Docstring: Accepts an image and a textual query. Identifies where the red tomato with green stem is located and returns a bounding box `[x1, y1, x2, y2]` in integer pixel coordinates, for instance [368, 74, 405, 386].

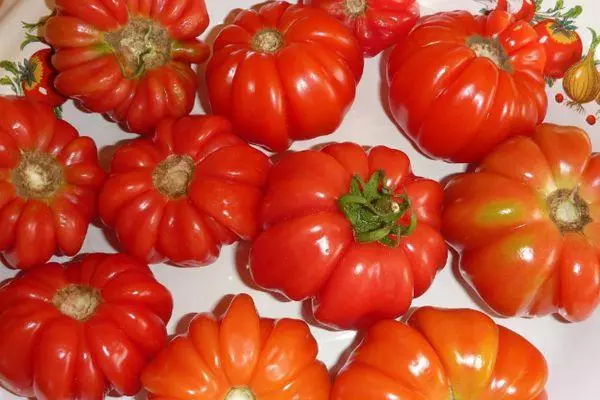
[99, 115, 271, 267]
[206, 1, 364, 153]
[249, 142, 447, 330]
[0, 253, 173, 399]
[304, 0, 420, 57]
[44, 0, 210, 135]
[535, 19, 583, 79]
[21, 49, 67, 108]
[387, 4, 547, 163]
[0, 96, 105, 269]
[443, 123, 600, 322]
[0, 49, 66, 111]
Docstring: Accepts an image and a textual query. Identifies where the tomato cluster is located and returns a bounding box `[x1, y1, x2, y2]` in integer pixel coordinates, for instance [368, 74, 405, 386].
[0, 0, 597, 398]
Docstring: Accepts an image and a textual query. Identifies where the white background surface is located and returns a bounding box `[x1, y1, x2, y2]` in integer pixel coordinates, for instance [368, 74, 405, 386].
[0, 0, 599, 399]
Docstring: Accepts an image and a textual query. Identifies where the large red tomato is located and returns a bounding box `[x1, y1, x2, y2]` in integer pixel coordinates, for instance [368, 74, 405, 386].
[534, 19, 583, 79]
[99, 115, 271, 267]
[0, 96, 104, 269]
[332, 307, 548, 400]
[443, 124, 600, 322]
[304, 0, 420, 57]
[249, 142, 448, 330]
[44, 0, 210, 135]
[0, 253, 173, 399]
[142, 294, 330, 399]
[387, 6, 547, 163]
[206, 1, 364, 153]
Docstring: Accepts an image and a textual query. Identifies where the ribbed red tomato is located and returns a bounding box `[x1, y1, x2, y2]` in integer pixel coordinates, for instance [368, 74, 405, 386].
[387, 5, 547, 162]
[0, 253, 173, 399]
[0, 96, 104, 269]
[99, 115, 271, 267]
[206, 1, 364, 152]
[44, 0, 210, 134]
[249, 142, 447, 330]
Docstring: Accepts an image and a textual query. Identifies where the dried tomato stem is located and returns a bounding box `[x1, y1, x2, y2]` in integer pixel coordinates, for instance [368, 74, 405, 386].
[53, 284, 102, 321]
[547, 188, 591, 233]
[251, 29, 284, 54]
[224, 387, 256, 400]
[153, 155, 195, 199]
[12, 150, 64, 200]
[467, 35, 513, 72]
[345, 0, 367, 16]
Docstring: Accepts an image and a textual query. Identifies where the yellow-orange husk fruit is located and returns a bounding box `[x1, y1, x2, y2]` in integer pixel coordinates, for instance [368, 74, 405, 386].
[563, 29, 600, 104]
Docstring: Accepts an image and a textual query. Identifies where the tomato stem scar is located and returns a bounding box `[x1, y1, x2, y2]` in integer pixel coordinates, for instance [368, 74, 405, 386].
[252, 29, 284, 54]
[345, 0, 367, 16]
[224, 387, 256, 400]
[547, 188, 591, 233]
[12, 150, 64, 200]
[153, 154, 195, 199]
[53, 284, 102, 321]
[467, 35, 513, 73]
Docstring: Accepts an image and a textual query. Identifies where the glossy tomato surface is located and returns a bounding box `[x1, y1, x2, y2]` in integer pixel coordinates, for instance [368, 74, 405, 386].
[249, 142, 447, 330]
[535, 19, 583, 79]
[387, 7, 547, 163]
[332, 307, 548, 400]
[21, 49, 66, 108]
[443, 123, 600, 322]
[44, 0, 210, 135]
[206, 1, 364, 152]
[0, 96, 104, 269]
[305, 0, 420, 57]
[99, 115, 271, 267]
[142, 294, 330, 399]
[0, 253, 173, 399]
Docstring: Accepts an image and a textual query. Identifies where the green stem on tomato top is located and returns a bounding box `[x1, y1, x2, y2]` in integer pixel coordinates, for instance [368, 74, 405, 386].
[338, 170, 417, 247]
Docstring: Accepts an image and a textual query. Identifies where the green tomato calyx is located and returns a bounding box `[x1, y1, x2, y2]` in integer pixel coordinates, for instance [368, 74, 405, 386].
[338, 170, 417, 247]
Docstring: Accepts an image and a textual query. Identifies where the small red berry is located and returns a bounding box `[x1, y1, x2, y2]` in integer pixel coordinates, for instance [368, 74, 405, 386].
[587, 115, 597, 126]
[555, 93, 564, 103]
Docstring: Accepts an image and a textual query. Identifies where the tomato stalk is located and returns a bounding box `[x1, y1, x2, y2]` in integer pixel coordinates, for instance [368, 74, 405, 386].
[338, 170, 416, 247]
[345, 0, 368, 16]
[152, 155, 195, 199]
[547, 188, 591, 233]
[12, 150, 64, 200]
[105, 18, 172, 79]
[224, 387, 256, 400]
[52, 284, 103, 321]
[251, 29, 284, 54]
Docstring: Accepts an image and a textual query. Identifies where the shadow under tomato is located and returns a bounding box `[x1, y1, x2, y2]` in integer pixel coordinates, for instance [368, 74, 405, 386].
[235, 241, 292, 303]
[450, 248, 503, 318]
[173, 312, 198, 337]
[329, 330, 365, 379]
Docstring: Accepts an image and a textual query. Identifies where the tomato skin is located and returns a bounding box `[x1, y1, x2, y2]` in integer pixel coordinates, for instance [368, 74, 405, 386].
[21, 49, 67, 108]
[305, 0, 420, 57]
[44, 0, 210, 135]
[142, 294, 330, 399]
[534, 19, 583, 79]
[0, 253, 173, 399]
[387, 9, 547, 163]
[331, 307, 548, 400]
[249, 143, 447, 330]
[443, 123, 600, 322]
[99, 115, 271, 267]
[0, 96, 105, 269]
[206, 1, 364, 153]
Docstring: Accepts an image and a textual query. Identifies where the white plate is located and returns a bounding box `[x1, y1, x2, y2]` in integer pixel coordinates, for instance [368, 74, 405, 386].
[0, 0, 599, 399]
